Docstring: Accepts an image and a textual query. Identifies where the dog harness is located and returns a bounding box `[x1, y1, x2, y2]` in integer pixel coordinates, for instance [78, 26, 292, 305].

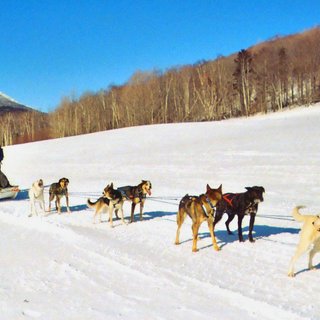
[119, 185, 146, 202]
[223, 193, 257, 214]
[201, 195, 216, 218]
[223, 193, 236, 207]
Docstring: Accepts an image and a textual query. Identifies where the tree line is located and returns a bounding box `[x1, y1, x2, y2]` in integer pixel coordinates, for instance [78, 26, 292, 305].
[2, 27, 320, 145]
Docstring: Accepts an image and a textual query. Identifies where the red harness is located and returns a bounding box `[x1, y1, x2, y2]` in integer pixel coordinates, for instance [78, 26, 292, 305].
[223, 193, 237, 207]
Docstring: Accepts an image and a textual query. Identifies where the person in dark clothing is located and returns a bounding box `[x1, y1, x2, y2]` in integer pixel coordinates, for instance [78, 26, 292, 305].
[0, 145, 11, 188]
[0, 145, 3, 170]
[0, 170, 10, 188]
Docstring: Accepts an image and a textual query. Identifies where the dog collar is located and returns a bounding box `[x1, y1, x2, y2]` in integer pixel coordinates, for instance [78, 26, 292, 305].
[199, 196, 215, 218]
[205, 195, 216, 209]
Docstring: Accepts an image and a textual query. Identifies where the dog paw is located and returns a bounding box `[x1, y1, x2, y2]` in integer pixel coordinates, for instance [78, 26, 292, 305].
[213, 246, 220, 251]
[288, 272, 295, 277]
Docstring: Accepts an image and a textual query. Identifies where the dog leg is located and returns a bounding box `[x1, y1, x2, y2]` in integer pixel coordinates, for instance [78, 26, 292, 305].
[139, 200, 145, 221]
[208, 217, 220, 251]
[56, 199, 61, 214]
[225, 213, 235, 235]
[40, 201, 45, 215]
[213, 209, 223, 226]
[48, 193, 54, 212]
[175, 208, 186, 245]
[237, 215, 244, 242]
[130, 202, 136, 223]
[191, 222, 201, 252]
[93, 210, 99, 224]
[248, 214, 256, 242]
[29, 200, 35, 217]
[109, 205, 114, 227]
[66, 195, 71, 213]
[118, 206, 127, 225]
[308, 245, 319, 270]
[288, 242, 310, 277]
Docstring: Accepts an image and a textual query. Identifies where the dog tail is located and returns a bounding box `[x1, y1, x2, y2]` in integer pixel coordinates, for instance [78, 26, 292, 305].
[292, 206, 307, 222]
[87, 198, 98, 208]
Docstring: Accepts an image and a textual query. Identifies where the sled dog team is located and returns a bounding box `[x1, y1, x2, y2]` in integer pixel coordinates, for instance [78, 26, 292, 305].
[28, 178, 320, 277]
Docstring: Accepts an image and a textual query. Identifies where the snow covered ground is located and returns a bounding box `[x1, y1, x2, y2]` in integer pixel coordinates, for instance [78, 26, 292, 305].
[1, 104, 320, 320]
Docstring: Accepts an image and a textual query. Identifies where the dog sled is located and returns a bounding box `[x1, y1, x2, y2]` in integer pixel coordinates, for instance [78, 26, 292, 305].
[0, 169, 19, 200]
[0, 185, 20, 200]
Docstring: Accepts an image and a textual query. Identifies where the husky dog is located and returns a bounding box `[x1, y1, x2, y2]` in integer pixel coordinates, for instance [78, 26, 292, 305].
[87, 197, 110, 224]
[103, 183, 126, 227]
[28, 179, 45, 216]
[118, 180, 152, 223]
[288, 206, 320, 277]
[87, 195, 121, 224]
[175, 184, 223, 252]
[48, 177, 70, 214]
[213, 186, 265, 242]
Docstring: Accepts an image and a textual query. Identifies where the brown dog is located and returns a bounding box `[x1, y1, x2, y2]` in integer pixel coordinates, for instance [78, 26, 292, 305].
[175, 184, 222, 252]
[48, 177, 70, 214]
[117, 180, 152, 223]
[87, 197, 111, 224]
[288, 206, 320, 277]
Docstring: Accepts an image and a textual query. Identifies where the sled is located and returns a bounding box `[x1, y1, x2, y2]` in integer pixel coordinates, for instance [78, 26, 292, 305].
[0, 186, 20, 200]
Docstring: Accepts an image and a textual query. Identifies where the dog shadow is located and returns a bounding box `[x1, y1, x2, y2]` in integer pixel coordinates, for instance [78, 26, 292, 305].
[7, 184, 52, 202]
[70, 204, 88, 212]
[294, 263, 320, 277]
[44, 204, 88, 216]
[199, 224, 300, 249]
[132, 211, 177, 222]
[177, 224, 299, 250]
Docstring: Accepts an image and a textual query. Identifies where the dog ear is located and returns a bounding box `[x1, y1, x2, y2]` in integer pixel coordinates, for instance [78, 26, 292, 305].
[245, 187, 251, 191]
[206, 184, 211, 191]
[110, 182, 113, 188]
[218, 184, 222, 192]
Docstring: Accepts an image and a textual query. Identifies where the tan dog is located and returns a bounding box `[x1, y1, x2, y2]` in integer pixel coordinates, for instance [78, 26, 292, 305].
[87, 196, 120, 224]
[175, 184, 222, 252]
[288, 206, 320, 277]
[87, 197, 110, 224]
[28, 179, 45, 216]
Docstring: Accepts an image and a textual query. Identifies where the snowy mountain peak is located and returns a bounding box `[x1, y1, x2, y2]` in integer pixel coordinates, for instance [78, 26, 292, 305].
[0, 91, 34, 113]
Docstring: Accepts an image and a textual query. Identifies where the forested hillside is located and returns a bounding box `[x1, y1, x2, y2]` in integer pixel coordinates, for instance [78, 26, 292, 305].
[2, 27, 320, 145]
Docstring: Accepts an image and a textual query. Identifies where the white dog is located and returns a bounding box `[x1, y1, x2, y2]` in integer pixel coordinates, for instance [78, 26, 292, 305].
[288, 206, 320, 277]
[28, 179, 45, 217]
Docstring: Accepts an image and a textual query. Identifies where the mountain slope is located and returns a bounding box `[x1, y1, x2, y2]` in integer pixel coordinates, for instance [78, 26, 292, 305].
[0, 91, 34, 113]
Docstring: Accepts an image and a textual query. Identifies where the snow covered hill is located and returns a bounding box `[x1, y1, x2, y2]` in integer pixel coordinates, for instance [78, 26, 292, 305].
[1, 104, 320, 320]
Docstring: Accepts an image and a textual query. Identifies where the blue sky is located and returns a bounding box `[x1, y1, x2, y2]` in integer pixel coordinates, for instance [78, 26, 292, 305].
[0, 0, 319, 112]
